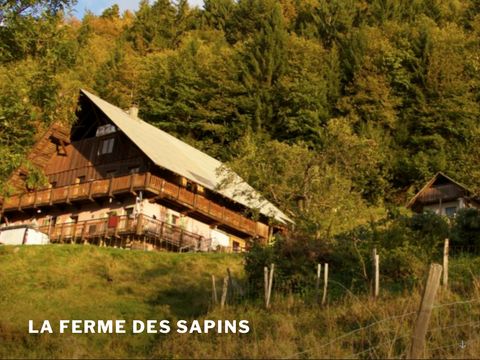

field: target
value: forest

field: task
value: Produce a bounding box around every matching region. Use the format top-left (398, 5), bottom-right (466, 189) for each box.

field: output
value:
top-left (1, 0), bottom-right (480, 240)
top-left (2, 2), bottom-right (480, 357)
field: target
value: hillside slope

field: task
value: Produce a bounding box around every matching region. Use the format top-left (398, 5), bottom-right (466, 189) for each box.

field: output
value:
top-left (1, 245), bottom-right (479, 359)
top-left (0, 245), bottom-right (243, 358)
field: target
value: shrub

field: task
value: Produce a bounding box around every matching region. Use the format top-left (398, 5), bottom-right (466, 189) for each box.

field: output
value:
top-left (451, 208), bottom-right (480, 253)
top-left (244, 211), bottom-right (450, 298)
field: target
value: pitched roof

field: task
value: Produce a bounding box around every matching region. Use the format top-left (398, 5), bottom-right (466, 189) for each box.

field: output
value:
top-left (80, 89), bottom-right (293, 224)
top-left (406, 172), bottom-right (472, 209)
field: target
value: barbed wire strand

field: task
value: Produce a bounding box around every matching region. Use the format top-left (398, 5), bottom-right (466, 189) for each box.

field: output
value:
top-left (282, 298), bottom-right (479, 359)
top-left (433, 298), bottom-right (480, 309)
top-left (281, 310), bottom-right (417, 359)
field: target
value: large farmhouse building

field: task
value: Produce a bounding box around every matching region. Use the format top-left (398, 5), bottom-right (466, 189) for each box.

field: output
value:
top-left (0, 90), bottom-right (291, 251)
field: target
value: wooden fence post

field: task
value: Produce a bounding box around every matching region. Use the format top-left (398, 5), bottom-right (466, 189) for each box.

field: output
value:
top-left (227, 268), bottom-right (234, 301)
top-left (211, 275), bottom-right (218, 305)
top-left (374, 253), bottom-right (380, 299)
top-left (315, 263), bottom-right (322, 303)
top-left (408, 263), bottom-right (443, 359)
top-left (264, 266), bottom-right (269, 308)
top-left (371, 247), bottom-right (377, 298)
top-left (322, 263), bottom-right (329, 306)
top-left (443, 239), bottom-right (449, 288)
top-left (220, 276), bottom-right (228, 309)
top-left (266, 263), bottom-right (275, 309)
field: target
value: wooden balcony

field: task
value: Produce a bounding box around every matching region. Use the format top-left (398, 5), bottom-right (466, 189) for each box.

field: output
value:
top-left (2, 172), bottom-right (269, 239)
top-left (37, 214), bottom-right (211, 251)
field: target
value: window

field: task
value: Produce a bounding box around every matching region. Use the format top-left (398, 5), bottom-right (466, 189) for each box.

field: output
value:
top-left (171, 215), bottom-right (179, 225)
top-left (96, 124), bottom-right (116, 137)
top-left (232, 241), bottom-right (240, 253)
top-left (75, 176), bottom-right (86, 184)
top-left (128, 166), bottom-right (140, 174)
top-left (445, 206), bottom-right (457, 217)
top-left (186, 181), bottom-right (193, 192)
top-left (98, 138), bottom-right (115, 155)
top-left (49, 181), bottom-right (57, 189)
top-left (125, 207), bottom-right (134, 218)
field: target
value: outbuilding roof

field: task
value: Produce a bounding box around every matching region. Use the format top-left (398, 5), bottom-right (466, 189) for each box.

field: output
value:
top-left (406, 172), bottom-right (473, 209)
top-left (80, 89), bottom-right (293, 224)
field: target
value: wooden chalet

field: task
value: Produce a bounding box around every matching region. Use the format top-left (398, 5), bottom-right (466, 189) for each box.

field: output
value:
top-left (407, 172), bottom-right (480, 216)
top-left (0, 89), bottom-right (292, 252)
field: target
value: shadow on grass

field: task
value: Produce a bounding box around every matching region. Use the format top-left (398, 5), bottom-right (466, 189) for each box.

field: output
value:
top-left (143, 268), bottom-right (211, 319)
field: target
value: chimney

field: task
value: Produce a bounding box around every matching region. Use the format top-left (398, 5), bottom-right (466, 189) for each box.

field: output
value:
top-left (128, 106), bottom-right (139, 119)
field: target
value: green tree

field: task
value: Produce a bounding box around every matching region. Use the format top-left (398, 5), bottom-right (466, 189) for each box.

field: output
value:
top-left (237, 0), bottom-right (287, 131)
top-left (100, 4), bottom-right (120, 19)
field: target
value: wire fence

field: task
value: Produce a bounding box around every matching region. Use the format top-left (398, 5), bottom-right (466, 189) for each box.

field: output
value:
top-left (280, 298), bottom-right (480, 359)
top-left (211, 262), bottom-right (480, 359)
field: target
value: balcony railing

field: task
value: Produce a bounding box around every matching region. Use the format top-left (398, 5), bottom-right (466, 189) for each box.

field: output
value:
top-left (2, 172), bottom-right (269, 239)
top-left (37, 214), bottom-right (212, 251)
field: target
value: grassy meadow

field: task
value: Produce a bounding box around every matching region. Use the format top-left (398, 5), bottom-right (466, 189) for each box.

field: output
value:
top-left (0, 245), bottom-right (479, 358)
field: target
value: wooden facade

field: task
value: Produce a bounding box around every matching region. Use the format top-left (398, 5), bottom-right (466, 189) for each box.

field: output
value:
top-left (0, 91), bottom-right (280, 252)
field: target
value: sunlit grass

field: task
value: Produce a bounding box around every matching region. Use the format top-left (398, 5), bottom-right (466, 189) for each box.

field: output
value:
top-left (0, 245), bottom-right (478, 358)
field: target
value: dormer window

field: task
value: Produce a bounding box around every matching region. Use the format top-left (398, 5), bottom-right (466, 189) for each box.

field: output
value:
top-left (96, 124), bottom-right (116, 137)
top-left (98, 138), bottom-right (115, 155)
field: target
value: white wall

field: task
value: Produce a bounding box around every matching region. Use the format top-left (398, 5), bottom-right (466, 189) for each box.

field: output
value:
top-left (423, 199), bottom-right (463, 216)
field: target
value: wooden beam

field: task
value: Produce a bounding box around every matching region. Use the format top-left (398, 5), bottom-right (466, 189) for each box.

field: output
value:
top-left (148, 195), bottom-right (163, 203)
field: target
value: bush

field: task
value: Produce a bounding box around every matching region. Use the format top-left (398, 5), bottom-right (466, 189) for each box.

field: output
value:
top-left (244, 235), bottom-right (331, 297)
top-left (451, 208), bottom-right (480, 253)
top-left (244, 211), bottom-right (450, 298)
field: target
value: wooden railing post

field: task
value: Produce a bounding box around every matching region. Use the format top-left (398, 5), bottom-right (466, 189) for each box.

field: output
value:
top-left (88, 181), bottom-right (93, 200)
top-left (66, 185), bottom-right (71, 204)
top-left (18, 194), bottom-right (23, 211)
top-left (144, 172), bottom-right (151, 188)
top-left (136, 213), bottom-right (144, 235)
top-left (59, 223), bottom-right (65, 243)
top-left (71, 223), bottom-right (77, 244)
top-left (129, 173), bottom-right (135, 193)
top-left (81, 225), bottom-right (87, 244)
top-left (159, 221), bottom-right (164, 240)
top-left (33, 191), bottom-right (38, 208)
top-left (108, 176), bottom-right (114, 197)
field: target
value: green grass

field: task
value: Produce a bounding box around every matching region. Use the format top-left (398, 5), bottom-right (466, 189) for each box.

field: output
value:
top-left (0, 245), bottom-right (479, 358)
top-left (0, 245), bottom-right (243, 358)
